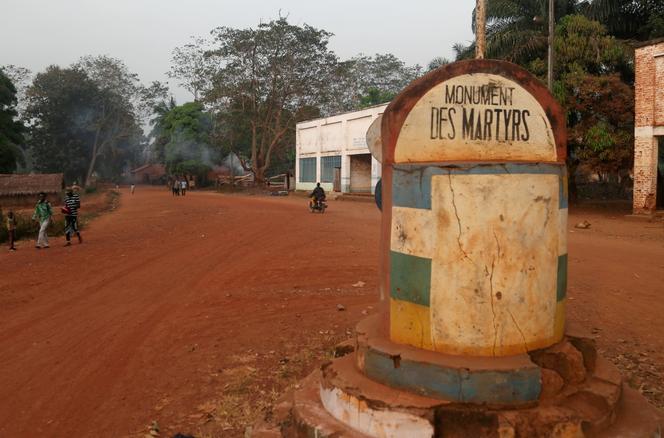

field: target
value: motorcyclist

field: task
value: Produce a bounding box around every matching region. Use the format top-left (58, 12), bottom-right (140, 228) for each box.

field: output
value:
top-left (310, 183), bottom-right (326, 208)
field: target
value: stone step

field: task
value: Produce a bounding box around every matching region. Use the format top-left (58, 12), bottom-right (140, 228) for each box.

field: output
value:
top-left (355, 314), bottom-right (542, 405)
top-left (285, 371), bottom-right (371, 438)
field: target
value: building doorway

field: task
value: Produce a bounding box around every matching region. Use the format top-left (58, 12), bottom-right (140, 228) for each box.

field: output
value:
top-left (333, 167), bottom-right (341, 192)
top-left (350, 154), bottom-right (372, 193)
top-left (657, 137), bottom-right (664, 210)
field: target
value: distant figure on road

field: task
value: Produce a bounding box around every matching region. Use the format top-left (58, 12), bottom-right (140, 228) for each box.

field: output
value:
top-left (130, 183), bottom-right (136, 195)
top-left (311, 182), bottom-right (325, 200)
top-left (6, 210), bottom-right (17, 251)
top-left (172, 179), bottom-right (180, 196)
top-left (181, 179), bottom-right (187, 196)
top-left (63, 188), bottom-right (82, 246)
top-left (309, 182), bottom-right (326, 209)
top-left (32, 192), bottom-right (52, 249)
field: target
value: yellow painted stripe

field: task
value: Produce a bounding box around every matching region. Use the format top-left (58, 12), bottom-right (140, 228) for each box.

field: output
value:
top-left (554, 299), bottom-right (566, 341)
top-left (389, 298), bottom-right (433, 350)
top-left (390, 297), bottom-right (565, 355)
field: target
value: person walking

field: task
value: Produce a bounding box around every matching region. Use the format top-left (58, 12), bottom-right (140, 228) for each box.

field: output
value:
top-left (63, 188), bottom-right (83, 246)
top-left (172, 179), bottom-right (180, 196)
top-left (6, 210), bottom-right (17, 251)
top-left (181, 178), bottom-right (187, 196)
top-left (32, 192), bottom-right (52, 249)
top-left (130, 183), bottom-right (136, 195)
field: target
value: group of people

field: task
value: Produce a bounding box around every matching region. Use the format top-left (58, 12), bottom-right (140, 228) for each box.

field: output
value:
top-left (171, 178), bottom-right (188, 196)
top-left (5, 188), bottom-right (82, 251)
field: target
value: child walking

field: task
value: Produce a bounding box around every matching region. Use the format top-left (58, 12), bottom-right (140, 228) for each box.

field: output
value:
top-left (32, 192), bottom-right (53, 249)
top-left (6, 211), bottom-right (17, 251)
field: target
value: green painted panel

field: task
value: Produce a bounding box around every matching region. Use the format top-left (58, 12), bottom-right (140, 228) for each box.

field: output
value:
top-left (557, 254), bottom-right (568, 301)
top-left (390, 251), bottom-right (431, 307)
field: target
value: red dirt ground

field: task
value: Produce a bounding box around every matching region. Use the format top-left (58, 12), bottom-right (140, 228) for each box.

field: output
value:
top-left (0, 187), bottom-right (662, 437)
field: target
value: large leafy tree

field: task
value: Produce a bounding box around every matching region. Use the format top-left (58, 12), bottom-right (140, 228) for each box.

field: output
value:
top-left (581, 0), bottom-right (664, 40)
top-left (329, 53), bottom-right (422, 112)
top-left (167, 37), bottom-right (215, 101)
top-left (73, 55), bottom-right (160, 184)
top-left (0, 70), bottom-right (25, 173)
top-left (551, 15), bottom-right (634, 198)
top-left (160, 102), bottom-right (215, 167)
top-left (206, 18), bottom-right (339, 183)
top-left (149, 96), bottom-right (178, 163)
top-left (25, 57), bottom-right (164, 184)
top-left (26, 66), bottom-right (99, 182)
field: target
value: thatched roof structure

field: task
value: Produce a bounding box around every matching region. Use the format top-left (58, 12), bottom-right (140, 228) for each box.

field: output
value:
top-left (0, 173), bottom-right (65, 196)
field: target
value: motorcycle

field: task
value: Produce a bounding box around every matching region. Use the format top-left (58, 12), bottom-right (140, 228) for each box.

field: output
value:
top-left (309, 196), bottom-right (327, 213)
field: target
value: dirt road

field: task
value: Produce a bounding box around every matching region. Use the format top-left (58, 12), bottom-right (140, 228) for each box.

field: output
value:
top-left (0, 188), bottom-right (662, 437)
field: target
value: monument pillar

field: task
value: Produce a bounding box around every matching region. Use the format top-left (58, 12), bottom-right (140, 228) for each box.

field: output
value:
top-left (258, 60), bottom-right (663, 438)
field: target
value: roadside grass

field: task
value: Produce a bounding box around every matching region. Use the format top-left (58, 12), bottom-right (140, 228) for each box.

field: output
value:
top-left (189, 343), bottom-right (338, 437)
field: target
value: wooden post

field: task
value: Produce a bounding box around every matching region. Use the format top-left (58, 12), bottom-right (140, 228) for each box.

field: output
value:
top-left (476, 0), bottom-right (486, 59)
top-left (547, 0), bottom-right (555, 90)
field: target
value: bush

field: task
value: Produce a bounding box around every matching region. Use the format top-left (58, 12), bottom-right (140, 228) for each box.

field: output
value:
top-left (85, 186), bottom-right (97, 194)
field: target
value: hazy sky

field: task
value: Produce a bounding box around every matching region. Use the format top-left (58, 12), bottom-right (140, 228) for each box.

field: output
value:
top-left (1, 0), bottom-right (476, 104)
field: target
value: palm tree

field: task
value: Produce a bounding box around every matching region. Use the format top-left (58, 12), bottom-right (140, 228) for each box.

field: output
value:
top-left (580, 0), bottom-right (664, 40)
top-left (455, 0), bottom-right (578, 62)
top-left (149, 96), bottom-right (177, 163)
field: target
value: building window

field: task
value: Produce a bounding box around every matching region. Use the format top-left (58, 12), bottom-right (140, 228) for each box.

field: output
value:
top-left (299, 157), bottom-right (317, 182)
top-left (320, 155), bottom-right (341, 183)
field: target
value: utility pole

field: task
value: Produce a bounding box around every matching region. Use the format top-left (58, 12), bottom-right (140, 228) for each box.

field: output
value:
top-left (547, 0), bottom-right (555, 90)
top-left (476, 0), bottom-right (486, 59)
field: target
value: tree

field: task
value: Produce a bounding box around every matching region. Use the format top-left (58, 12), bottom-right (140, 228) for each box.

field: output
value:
top-left (550, 15), bottom-right (634, 198)
top-left (0, 70), bottom-right (25, 173)
top-left (328, 53), bottom-right (422, 112)
top-left (149, 96), bottom-right (178, 163)
top-left (25, 66), bottom-right (99, 182)
top-left (167, 37), bottom-right (215, 101)
top-left (427, 57), bottom-right (451, 72)
top-left (159, 101), bottom-right (216, 180)
top-left (205, 17), bottom-right (339, 183)
top-left (73, 56), bottom-right (167, 184)
top-left (581, 0), bottom-right (664, 40)
top-left (454, 0), bottom-right (578, 62)
top-left (25, 57), bottom-right (160, 184)
top-left (0, 65), bottom-right (32, 118)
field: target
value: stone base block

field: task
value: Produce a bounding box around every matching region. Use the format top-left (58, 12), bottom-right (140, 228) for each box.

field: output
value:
top-left (356, 314), bottom-right (542, 405)
top-left (258, 316), bottom-right (663, 437)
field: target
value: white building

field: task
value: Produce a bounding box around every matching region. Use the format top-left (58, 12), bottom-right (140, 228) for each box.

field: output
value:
top-left (295, 104), bottom-right (387, 194)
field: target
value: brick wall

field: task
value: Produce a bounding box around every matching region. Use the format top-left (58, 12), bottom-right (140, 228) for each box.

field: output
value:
top-left (633, 41), bottom-right (664, 214)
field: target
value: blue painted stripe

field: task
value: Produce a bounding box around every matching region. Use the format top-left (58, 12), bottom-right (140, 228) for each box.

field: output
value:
top-left (557, 254), bottom-right (568, 301)
top-left (390, 251), bottom-right (431, 307)
top-left (363, 348), bottom-right (541, 404)
top-left (392, 163), bottom-right (566, 210)
top-left (559, 170), bottom-right (569, 209)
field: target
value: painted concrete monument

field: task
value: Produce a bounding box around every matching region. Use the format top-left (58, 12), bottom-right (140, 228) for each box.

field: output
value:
top-left (256, 60), bottom-right (662, 438)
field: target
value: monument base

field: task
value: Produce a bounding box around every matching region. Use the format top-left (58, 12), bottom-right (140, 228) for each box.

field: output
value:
top-left (254, 315), bottom-right (663, 437)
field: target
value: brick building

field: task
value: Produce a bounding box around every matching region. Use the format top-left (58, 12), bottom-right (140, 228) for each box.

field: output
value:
top-left (634, 38), bottom-right (664, 214)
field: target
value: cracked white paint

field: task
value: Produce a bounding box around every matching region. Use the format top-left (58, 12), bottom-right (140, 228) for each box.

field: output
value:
top-left (431, 173), bottom-right (560, 356)
top-left (392, 173), bottom-right (562, 356)
top-left (391, 206), bottom-right (437, 259)
top-left (319, 385), bottom-right (434, 438)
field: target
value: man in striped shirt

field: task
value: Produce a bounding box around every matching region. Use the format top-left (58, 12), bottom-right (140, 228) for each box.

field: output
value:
top-left (64, 188), bottom-right (83, 246)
